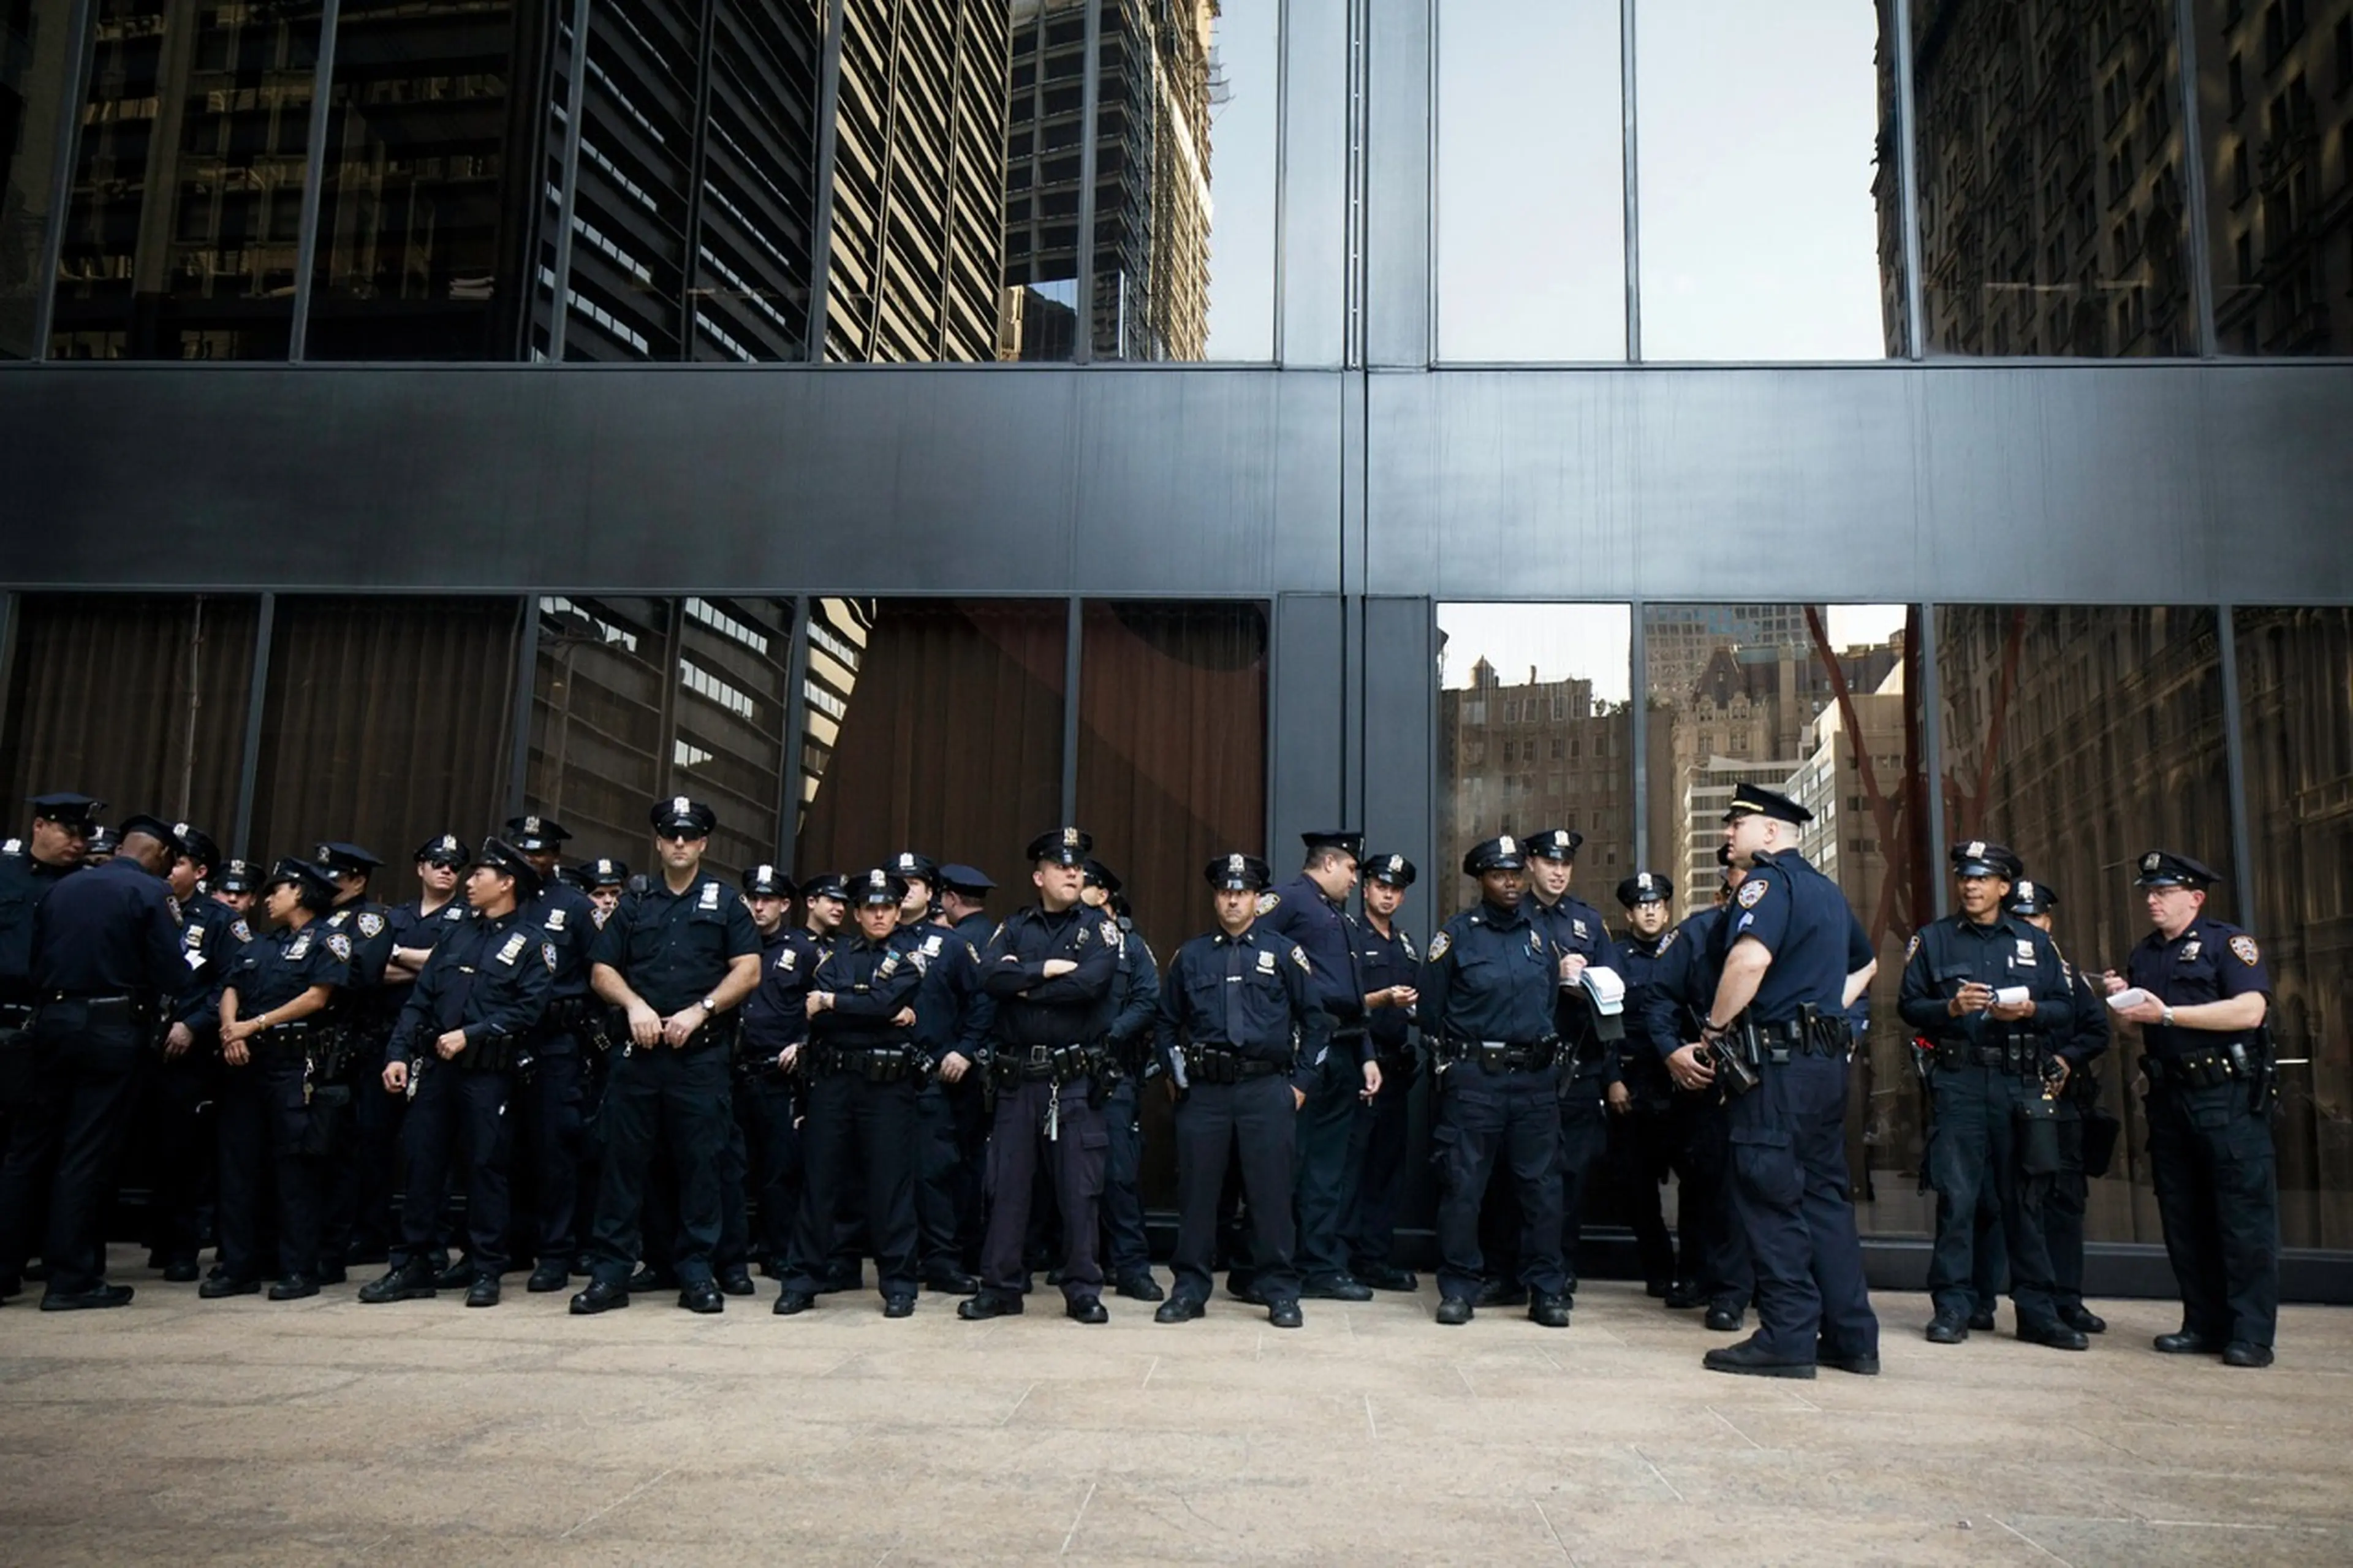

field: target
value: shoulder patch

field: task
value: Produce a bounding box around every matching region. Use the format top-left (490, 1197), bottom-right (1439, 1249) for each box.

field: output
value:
top-left (591, 907), bottom-right (610, 930)
top-left (1904, 933), bottom-right (1922, 961)
top-left (1427, 930), bottom-right (1451, 962)
top-left (1658, 929), bottom-right (1678, 954)
top-left (1400, 930), bottom-right (1420, 961)
top-left (1102, 917), bottom-right (1124, 951)
top-left (1255, 892), bottom-right (1281, 917)
top-left (230, 920), bottom-right (252, 944)
top-left (966, 941), bottom-right (981, 964)
top-left (357, 911), bottom-right (385, 938)
top-left (542, 942), bottom-right (559, 973)
top-left (325, 933), bottom-right (352, 962)
top-left (1290, 945), bottom-right (1312, 974)
top-left (2229, 934), bottom-right (2260, 966)
top-left (1737, 881), bottom-right (1768, 909)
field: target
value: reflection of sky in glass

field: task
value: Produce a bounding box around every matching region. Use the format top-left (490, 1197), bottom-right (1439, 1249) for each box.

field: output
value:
top-left (1203, 2), bottom-right (1279, 359)
top-left (1439, 603), bottom-right (1907, 699)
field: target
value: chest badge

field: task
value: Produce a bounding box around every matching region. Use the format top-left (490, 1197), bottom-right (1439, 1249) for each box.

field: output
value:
top-left (545, 908), bottom-right (566, 932)
top-left (287, 933), bottom-right (311, 960)
top-left (1256, 950), bottom-right (1277, 974)
top-left (2178, 939), bottom-right (2202, 963)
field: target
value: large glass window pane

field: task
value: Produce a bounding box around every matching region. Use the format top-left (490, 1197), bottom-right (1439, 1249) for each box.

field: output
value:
top-left (2199, 2), bottom-right (2352, 354)
top-left (1938, 606), bottom-right (2233, 1244)
top-left (1635, 1), bottom-right (1898, 360)
top-left (0, 594), bottom-right (257, 838)
top-left (248, 597), bottom-right (522, 871)
top-left (2234, 608), bottom-right (2352, 1248)
top-left (1645, 605), bottom-right (1930, 1232)
top-left (1434, 0), bottom-right (1625, 361)
top-left (0, 0), bottom-right (80, 357)
top-left (303, 2), bottom-right (534, 361)
top-left (529, 596), bottom-right (795, 881)
top-left (692, 0), bottom-right (824, 361)
top-left (48, 2), bottom-right (325, 360)
top-left (1911, 1), bottom-right (2196, 357)
top-left (795, 599), bottom-right (1064, 894)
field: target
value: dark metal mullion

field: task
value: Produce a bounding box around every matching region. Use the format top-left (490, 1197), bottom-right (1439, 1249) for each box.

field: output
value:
top-left (1917, 602), bottom-right (1949, 920)
top-left (2172, 0), bottom-right (2220, 357)
top-left (1890, 0), bottom-right (1927, 360)
top-left (1343, 0), bottom-right (1366, 368)
top-left (1272, 0), bottom-right (1292, 362)
top-left (2216, 606), bottom-right (2256, 923)
top-left (776, 595), bottom-right (812, 853)
top-left (1619, 0), bottom-right (1639, 361)
top-left (287, 0), bottom-right (343, 362)
top-left (803, 0), bottom-right (848, 361)
top-left (0, 595), bottom-right (18, 749)
top-left (677, 0), bottom-right (720, 360)
top-left (230, 593), bottom-right (278, 860)
top-left (1071, 0), bottom-right (1104, 364)
top-left (504, 597), bottom-right (541, 819)
top-left (1628, 597), bottom-right (1648, 869)
top-left (1060, 597), bottom-right (1083, 822)
top-left (545, 0), bottom-right (594, 361)
top-left (28, 0), bottom-right (97, 359)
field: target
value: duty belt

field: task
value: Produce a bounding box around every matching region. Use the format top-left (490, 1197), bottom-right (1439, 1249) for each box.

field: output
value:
top-left (1441, 1037), bottom-right (1557, 1073)
top-left (253, 1020), bottom-right (316, 1056)
top-left (1935, 1036), bottom-right (2044, 1074)
top-left (1750, 1017), bottom-right (1847, 1061)
top-left (36, 991), bottom-right (154, 1026)
top-left (1002, 1042), bottom-right (1099, 1082)
top-left (2144, 1047), bottom-right (2250, 1088)
top-left (540, 994), bottom-right (599, 1032)
top-left (1180, 1044), bottom-right (1285, 1085)
top-left (813, 1043), bottom-right (919, 1083)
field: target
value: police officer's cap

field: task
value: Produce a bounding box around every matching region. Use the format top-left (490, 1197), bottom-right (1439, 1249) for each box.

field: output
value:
top-left (1083, 859), bottom-right (1123, 895)
top-left (506, 814), bottom-right (571, 852)
top-left (1949, 839), bottom-right (2023, 880)
top-left (28, 792), bottom-right (103, 828)
top-left (169, 822), bottom-right (221, 871)
top-left (1722, 784), bottom-right (1812, 825)
top-left (1615, 871), bottom-right (1673, 908)
top-left (2134, 849), bottom-right (2218, 888)
top-left (650, 796), bottom-right (718, 838)
top-left (414, 833), bottom-right (470, 868)
top-left (743, 863), bottom-right (794, 898)
top-left (263, 857), bottom-right (338, 901)
top-left (1365, 852), bottom-right (1416, 888)
top-left (582, 856), bottom-right (628, 888)
top-left (214, 858), bottom-right (260, 894)
top-left (799, 871), bottom-right (850, 902)
top-left (852, 868), bottom-right (907, 907)
top-left (114, 814), bottom-right (176, 849)
top-left (471, 838), bottom-right (545, 900)
top-left (889, 850), bottom-right (938, 885)
top-left (2005, 879), bottom-right (2057, 917)
top-left (938, 863), bottom-right (995, 896)
top-left (1526, 828), bottom-right (1583, 862)
top-left (555, 864), bottom-right (589, 890)
top-left (1205, 852), bottom-right (1271, 892)
top-left (313, 841), bottom-right (382, 876)
top-left (1463, 835), bottom-right (1528, 876)
top-left (1300, 829), bottom-right (1363, 861)
top-left (1026, 827), bottom-right (1093, 866)
top-left (83, 826), bottom-right (121, 855)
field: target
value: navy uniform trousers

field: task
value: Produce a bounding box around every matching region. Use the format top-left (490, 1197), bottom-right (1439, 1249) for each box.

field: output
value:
top-left (1925, 1063), bottom-right (2059, 1325)
top-left (588, 1042), bottom-right (730, 1289)
top-left (0, 1007), bottom-right (145, 1295)
top-left (1434, 1065), bottom-right (1567, 1301)
top-left (1171, 1074), bottom-right (1298, 1305)
top-left (2147, 1075), bottom-right (2278, 1347)
top-left (979, 1077), bottom-right (1107, 1303)
top-left (1727, 1050), bottom-right (1878, 1361)
top-left (1341, 1053), bottom-right (1417, 1275)
top-left (393, 1059), bottom-right (513, 1274)
top-left (216, 1046), bottom-right (323, 1282)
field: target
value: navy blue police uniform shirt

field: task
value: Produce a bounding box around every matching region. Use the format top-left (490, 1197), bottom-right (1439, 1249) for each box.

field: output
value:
top-left (978, 904), bottom-right (1121, 1047)
top-left (2056, 957), bottom-right (2112, 1070)
top-left (1639, 906), bottom-right (1725, 1062)
top-left (1156, 923), bottom-right (1332, 1094)
top-left (0, 850), bottom-right (75, 996)
top-left (1355, 917), bottom-right (1420, 1058)
top-left (741, 925), bottom-right (824, 1062)
top-left (1528, 891), bottom-right (1617, 968)
top-left (1612, 928), bottom-right (1676, 1094)
top-left (811, 931), bottom-right (926, 1052)
top-left (172, 894), bottom-right (246, 1037)
top-left (945, 911), bottom-right (998, 1059)
top-left (1417, 897), bottom-right (1563, 1048)
top-left (389, 907), bottom-right (555, 1065)
top-left (382, 896), bottom-right (468, 1018)
top-left (530, 879), bottom-right (602, 1002)
top-left (325, 899), bottom-right (396, 991)
top-left (1897, 913), bottom-right (2073, 1045)
top-left (2126, 915), bottom-right (2272, 1058)
top-left (225, 920), bottom-right (352, 1017)
top-left (31, 856), bottom-right (184, 998)
top-left (1107, 916), bottom-right (1162, 1058)
top-left (892, 922), bottom-right (966, 1066)
top-left (589, 871), bottom-right (762, 1017)
top-left (1719, 849), bottom-right (1863, 1025)
top-left (1257, 875), bottom-right (1365, 1025)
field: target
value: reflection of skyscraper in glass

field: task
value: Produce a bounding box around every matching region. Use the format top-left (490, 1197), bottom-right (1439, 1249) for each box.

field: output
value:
top-left (1001, 0), bottom-right (1213, 362)
top-left (1641, 605), bottom-right (1818, 701)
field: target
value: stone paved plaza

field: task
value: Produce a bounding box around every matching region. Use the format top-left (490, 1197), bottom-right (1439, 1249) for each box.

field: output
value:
top-left (3, 1246), bottom-right (2350, 1565)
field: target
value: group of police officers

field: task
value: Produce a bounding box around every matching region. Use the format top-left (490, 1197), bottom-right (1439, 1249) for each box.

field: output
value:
top-left (0, 776), bottom-right (2283, 1375)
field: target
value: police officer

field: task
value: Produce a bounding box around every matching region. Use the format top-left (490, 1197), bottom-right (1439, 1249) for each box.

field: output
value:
top-left (2006, 878), bottom-right (2111, 1336)
top-left (147, 822), bottom-right (244, 1282)
top-left (1256, 829), bottom-right (1376, 1301)
top-left (776, 868), bottom-right (929, 1316)
top-left (1678, 785), bottom-right (1879, 1378)
top-left (728, 862), bottom-right (803, 1284)
top-left (314, 841), bottom-right (397, 1278)
top-left (580, 857), bottom-right (628, 921)
top-left (889, 850), bottom-right (982, 1295)
top-left (573, 797), bottom-right (761, 1315)
top-left (1420, 835), bottom-right (1572, 1328)
top-left (961, 828), bottom-right (1122, 1324)
top-left (931, 865), bottom-right (998, 1282)
top-left (80, 826), bottom-right (119, 866)
top-left (0, 793), bottom-right (97, 1281)
top-left (1517, 827), bottom-right (1621, 1305)
top-left (2103, 850), bottom-right (2278, 1367)
top-left (1342, 852), bottom-right (1420, 1292)
top-left (0, 816), bottom-right (183, 1308)
top-left (499, 816), bottom-right (605, 1292)
top-left (360, 840), bottom-right (553, 1308)
top-left (1899, 842), bottom-right (2083, 1350)
top-left (213, 858), bottom-right (260, 917)
top-left (1608, 871), bottom-right (1681, 1298)
top-left (205, 858), bottom-right (348, 1300)
top-left (1641, 849), bottom-right (1752, 1330)
top-left (1154, 853), bottom-right (1330, 1328)
top-left (375, 834), bottom-right (471, 1283)
top-left (1085, 860), bottom-right (1164, 1301)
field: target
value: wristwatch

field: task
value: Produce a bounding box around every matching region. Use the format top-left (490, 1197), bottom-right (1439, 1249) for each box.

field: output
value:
top-left (2159, 1006), bottom-right (2176, 1028)
top-left (698, 994), bottom-right (718, 1014)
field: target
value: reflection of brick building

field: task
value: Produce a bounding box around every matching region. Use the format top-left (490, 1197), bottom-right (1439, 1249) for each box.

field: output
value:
top-left (2197, 0), bottom-right (2353, 354)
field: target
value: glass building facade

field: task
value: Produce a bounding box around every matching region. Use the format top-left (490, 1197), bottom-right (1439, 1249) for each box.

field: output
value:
top-left (4, 0), bottom-right (2351, 1291)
